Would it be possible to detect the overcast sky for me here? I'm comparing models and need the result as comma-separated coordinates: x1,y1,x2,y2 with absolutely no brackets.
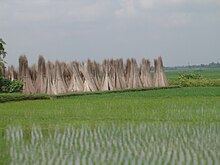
1,0,220,67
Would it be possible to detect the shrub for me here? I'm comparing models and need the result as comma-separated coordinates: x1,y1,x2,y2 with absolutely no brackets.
169,73,220,87
177,73,203,80
5,80,23,93
0,77,23,93
0,93,50,103
0,75,7,91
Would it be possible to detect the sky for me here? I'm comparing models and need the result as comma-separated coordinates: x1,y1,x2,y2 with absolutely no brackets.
0,0,220,67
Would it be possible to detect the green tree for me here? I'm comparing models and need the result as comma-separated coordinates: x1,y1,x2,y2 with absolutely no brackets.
0,39,23,93
0,38,7,75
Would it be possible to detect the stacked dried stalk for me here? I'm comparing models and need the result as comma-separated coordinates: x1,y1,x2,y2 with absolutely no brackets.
35,56,46,93
101,59,115,91
45,61,56,94
126,58,142,89
68,61,84,92
114,59,126,89
79,60,99,92
7,65,18,81
153,56,169,87
140,58,152,88
5,56,168,94
18,56,36,94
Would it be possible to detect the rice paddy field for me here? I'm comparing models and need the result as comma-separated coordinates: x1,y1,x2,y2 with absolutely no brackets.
0,87,220,164
165,67,220,80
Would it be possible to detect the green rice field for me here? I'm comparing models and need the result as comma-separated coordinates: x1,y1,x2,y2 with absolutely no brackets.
1,87,220,164
165,68,220,80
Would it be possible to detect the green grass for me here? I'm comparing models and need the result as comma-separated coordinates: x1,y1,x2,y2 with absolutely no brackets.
0,87,220,128
166,68,220,80
1,87,220,164
0,93,50,103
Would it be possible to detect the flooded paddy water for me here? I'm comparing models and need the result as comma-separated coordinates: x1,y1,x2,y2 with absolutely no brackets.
6,122,220,165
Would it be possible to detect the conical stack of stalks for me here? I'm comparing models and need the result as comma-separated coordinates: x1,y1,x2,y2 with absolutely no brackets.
45,61,56,94
140,58,152,87
11,55,168,94
90,61,101,90
153,56,168,87
18,55,36,94
79,60,99,92
114,59,126,89
101,59,115,91
35,56,46,93
29,64,37,86
68,61,84,92
126,58,142,89
61,62,71,87
7,65,18,81
54,61,67,94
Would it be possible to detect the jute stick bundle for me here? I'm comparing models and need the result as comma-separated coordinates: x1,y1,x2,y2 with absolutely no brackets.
13,55,168,94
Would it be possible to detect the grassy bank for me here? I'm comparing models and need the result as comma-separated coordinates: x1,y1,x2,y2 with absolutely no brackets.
0,86,179,103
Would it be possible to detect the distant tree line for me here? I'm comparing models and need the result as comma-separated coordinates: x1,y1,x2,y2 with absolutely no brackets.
165,62,220,71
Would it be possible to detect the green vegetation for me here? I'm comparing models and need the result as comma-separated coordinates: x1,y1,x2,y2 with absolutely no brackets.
0,93,50,103
0,38,7,69
169,73,220,87
166,68,220,87
0,77,23,93
0,38,23,93
0,87,219,128
0,87,220,164
166,68,220,80
0,86,178,103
